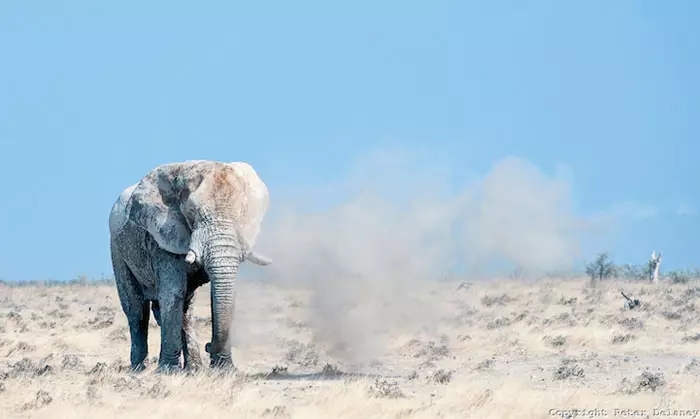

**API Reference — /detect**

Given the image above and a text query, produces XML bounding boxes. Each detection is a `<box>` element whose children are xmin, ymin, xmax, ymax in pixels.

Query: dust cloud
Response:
<box><xmin>248</xmin><ymin>147</ymin><xmax>589</xmax><ymax>368</ymax></box>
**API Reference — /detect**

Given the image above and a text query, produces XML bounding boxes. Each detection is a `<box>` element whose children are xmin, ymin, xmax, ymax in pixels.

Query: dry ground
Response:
<box><xmin>2</xmin><ymin>276</ymin><xmax>700</xmax><ymax>418</ymax></box>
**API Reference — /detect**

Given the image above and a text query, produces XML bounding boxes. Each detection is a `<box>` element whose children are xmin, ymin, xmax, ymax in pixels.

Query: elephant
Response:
<box><xmin>108</xmin><ymin>160</ymin><xmax>272</xmax><ymax>373</ymax></box>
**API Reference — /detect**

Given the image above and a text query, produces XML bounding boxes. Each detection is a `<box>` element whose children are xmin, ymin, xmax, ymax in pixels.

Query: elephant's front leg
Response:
<box><xmin>182</xmin><ymin>292</ymin><xmax>203</xmax><ymax>371</ymax></box>
<box><xmin>154</xmin><ymin>257</ymin><xmax>188</xmax><ymax>373</ymax></box>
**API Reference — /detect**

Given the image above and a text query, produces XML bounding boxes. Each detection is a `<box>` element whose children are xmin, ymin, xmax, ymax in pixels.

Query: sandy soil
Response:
<box><xmin>2</xmin><ymin>276</ymin><xmax>700</xmax><ymax>418</ymax></box>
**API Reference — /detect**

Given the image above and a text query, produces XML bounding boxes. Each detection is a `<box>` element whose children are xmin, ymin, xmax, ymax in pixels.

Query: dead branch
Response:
<box><xmin>620</xmin><ymin>289</ymin><xmax>640</xmax><ymax>309</ymax></box>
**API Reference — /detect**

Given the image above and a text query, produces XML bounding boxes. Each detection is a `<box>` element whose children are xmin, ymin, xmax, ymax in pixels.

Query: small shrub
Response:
<box><xmin>474</xmin><ymin>359</ymin><xmax>494</xmax><ymax>371</ymax></box>
<box><xmin>320</xmin><ymin>363</ymin><xmax>342</xmax><ymax>376</ymax></box>
<box><xmin>262</xmin><ymin>406</ymin><xmax>290</xmax><ymax>418</ymax></box>
<box><xmin>667</xmin><ymin>270</ymin><xmax>690</xmax><ymax>284</ymax></box>
<box><xmin>612</xmin><ymin>334</ymin><xmax>636</xmax><ymax>344</ymax></box>
<box><xmin>619</xmin><ymin>318</ymin><xmax>645</xmax><ymax>330</ymax></box>
<box><xmin>486</xmin><ymin>317</ymin><xmax>511</xmax><ymax>329</ymax></box>
<box><xmin>618</xmin><ymin>370</ymin><xmax>665</xmax><ymax>394</ymax></box>
<box><xmin>681</xmin><ymin>333</ymin><xmax>700</xmax><ymax>343</ymax></box>
<box><xmin>684</xmin><ymin>358</ymin><xmax>700</xmax><ymax>373</ymax></box>
<box><xmin>662</xmin><ymin>311</ymin><xmax>682</xmax><ymax>321</ymax></box>
<box><xmin>427</xmin><ymin>369</ymin><xmax>453</xmax><ymax>384</ymax></box>
<box><xmin>480</xmin><ymin>294</ymin><xmax>513</xmax><ymax>307</ymax></box>
<box><xmin>19</xmin><ymin>390</ymin><xmax>52</xmax><ymax>411</ymax></box>
<box><xmin>543</xmin><ymin>335</ymin><xmax>567</xmax><ymax>347</ymax></box>
<box><xmin>616</xmin><ymin>264</ymin><xmax>650</xmax><ymax>281</ymax></box>
<box><xmin>552</xmin><ymin>359</ymin><xmax>585</xmax><ymax>380</ymax></box>
<box><xmin>558</xmin><ymin>296</ymin><xmax>577</xmax><ymax>305</ymax></box>
<box><xmin>61</xmin><ymin>355</ymin><xmax>84</xmax><ymax>371</ymax></box>
<box><xmin>368</xmin><ymin>379</ymin><xmax>404</xmax><ymax>398</ymax></box>
<box><xmin>143</xmin><ymin>381</ymin><xmax>170</xmax><ymax>399</ymax></box>
<box><xmin>268</xmin><ymin>365</ymin><xmax>289</xmax><ymax>377</ymax></box>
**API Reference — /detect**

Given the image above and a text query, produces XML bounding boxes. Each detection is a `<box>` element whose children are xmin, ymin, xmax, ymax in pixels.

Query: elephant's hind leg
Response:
<box><xmin>182</xmin><ymin>292</ymin><xmax>203</xmax><ymax>371</ymax></box>
<box><xmin>112</xmin><ymin>252</ymin><xmax>150</xmax><ymax>372</ymax></box>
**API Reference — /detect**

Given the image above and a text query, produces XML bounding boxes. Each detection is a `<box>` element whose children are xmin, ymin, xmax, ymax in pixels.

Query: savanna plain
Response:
<box><xmin>2</xmin><ymin>276</ymin><xmax>700</xmax><ymax>419</ymax></box>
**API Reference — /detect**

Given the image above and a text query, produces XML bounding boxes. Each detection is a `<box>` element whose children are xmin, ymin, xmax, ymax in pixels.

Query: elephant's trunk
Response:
<box><xmin>201</xmin><ymin>233</ymin><xmax>241</xmax><ymax>367</ymax></box>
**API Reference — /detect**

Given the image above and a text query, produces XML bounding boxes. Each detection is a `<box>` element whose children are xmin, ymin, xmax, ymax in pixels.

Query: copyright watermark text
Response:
<box><xmin>548</xmin><ymin>408</ymin><xmax>700</xmax><ymax>418</ymax></box>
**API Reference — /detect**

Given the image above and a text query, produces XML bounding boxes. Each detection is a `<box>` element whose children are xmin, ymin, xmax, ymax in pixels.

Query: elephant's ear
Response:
<box><xmin>126</xmin><ymin>164</ymin><xmax>195</xmax><ymax>255</ymax></box>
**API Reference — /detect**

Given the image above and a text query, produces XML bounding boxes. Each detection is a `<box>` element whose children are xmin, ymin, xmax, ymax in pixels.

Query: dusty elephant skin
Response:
<box><xmin>108</xmin><ymin>160</ymin><xmax>272</xmax><ymax>373</ymax></box>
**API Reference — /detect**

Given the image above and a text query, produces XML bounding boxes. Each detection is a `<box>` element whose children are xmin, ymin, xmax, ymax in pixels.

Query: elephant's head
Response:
<box><xmin>126</xmin><ymin>160</ymin><xmax>272</xmax><ymax>367</ymax></box>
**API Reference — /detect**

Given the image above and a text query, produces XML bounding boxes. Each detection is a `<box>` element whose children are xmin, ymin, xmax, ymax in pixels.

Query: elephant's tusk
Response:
<box><xmin>245</xmin><ymin>251</ymin><xmax>272</xmax><ymax>266</ymax></box>
<box><xmin>185</xmin><ymin>250</ymin><xmax>197</xmax><ymax>264</ymax></box>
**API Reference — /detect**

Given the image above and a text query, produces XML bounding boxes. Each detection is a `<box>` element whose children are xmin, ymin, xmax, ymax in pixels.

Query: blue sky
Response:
<box><xmin>0</xmin><ymin>1</ymin><xmax>698</xmax><ymax>282</ymax></box>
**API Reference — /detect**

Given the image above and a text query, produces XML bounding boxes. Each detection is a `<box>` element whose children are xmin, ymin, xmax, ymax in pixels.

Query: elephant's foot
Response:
<box><xmin>209</xmin><ymin>354</ymin><xmax>234</xmax><ymax>370</ymax></box>
<box><xmin>155</xmin><ymin>362</ymin><xmax>183</xmax><ymax>375</ymax></box>
<box><xmin>206</xmin><ymin>342</ymin><xmax>235</xmax><ymax>371</ymax></box>
<box><xmin>130</xmin><ymin>348</ymin><xmax>148</xmax><ymax>373</ymax></box>
<box><xmin>156</xmin><ymin>353</ymin><xmax>183</xmax><ymax>375</ymax></box>
<box><xmin>130</xmin><ymin>362</ymin><xmax>147</xmax><ymax>373</ymax></box>
<box><xmin>184</xmin><ymin>355</ymin><xmax>203</xmax><ymax>374</ymax></box>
